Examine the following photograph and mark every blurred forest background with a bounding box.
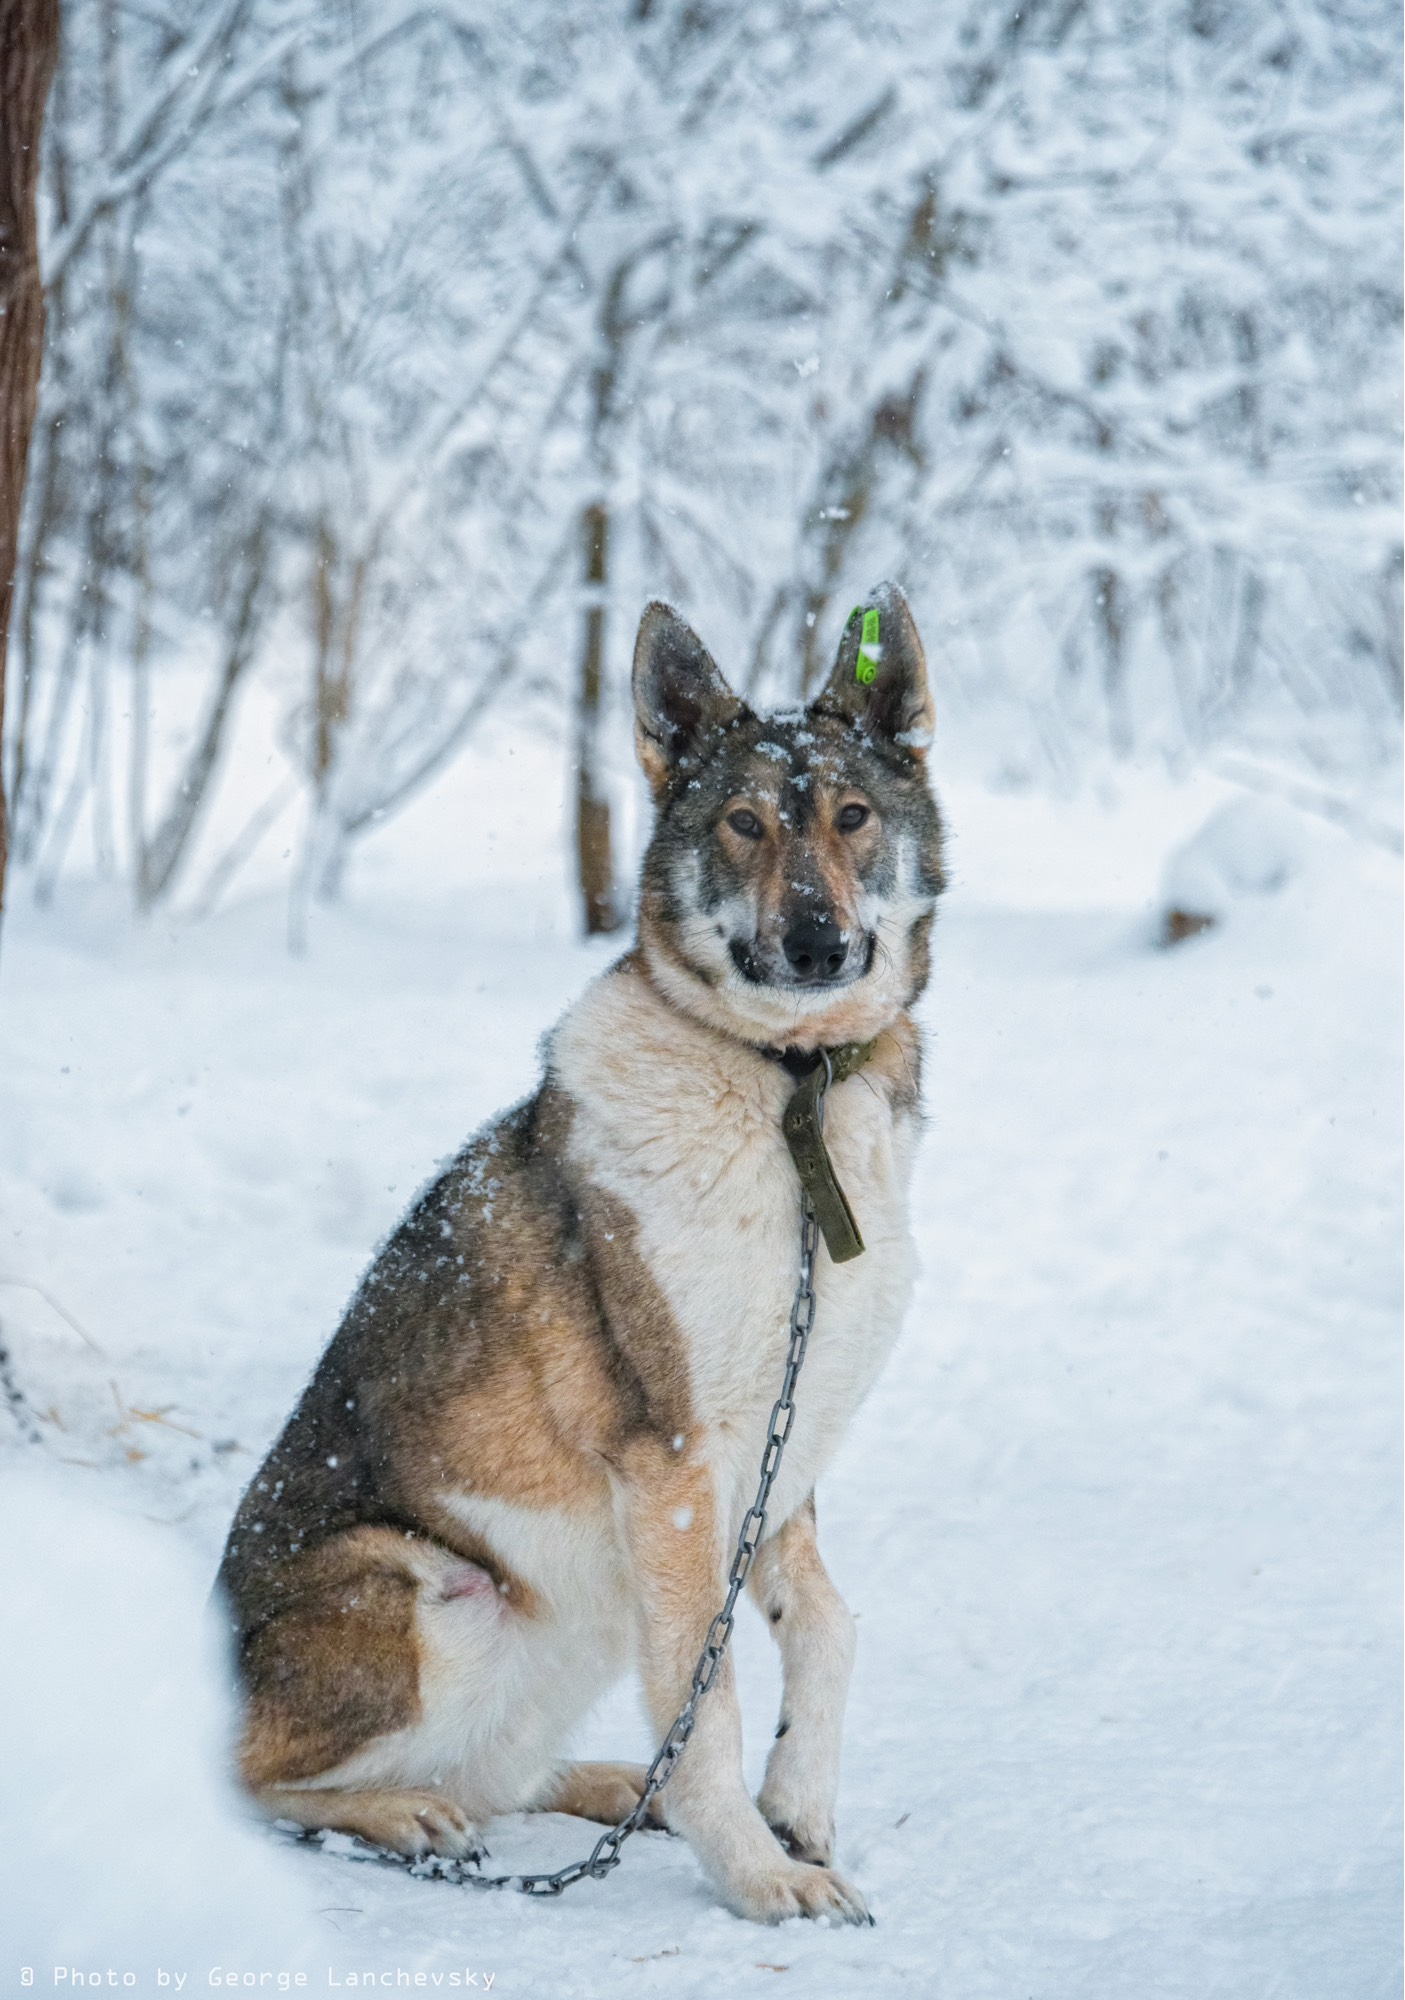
[5,0,1401,935]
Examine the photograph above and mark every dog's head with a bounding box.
[633,583,946,1050]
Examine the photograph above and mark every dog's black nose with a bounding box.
[782,918,849,982]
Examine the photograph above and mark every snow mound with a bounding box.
[1159,798,1310,939]
[0,1461,317,1970]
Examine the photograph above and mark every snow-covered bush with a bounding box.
[1158,794,1309,940]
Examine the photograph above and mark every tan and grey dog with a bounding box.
[218,582,946,1925]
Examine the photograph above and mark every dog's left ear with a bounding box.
[633,601,747,796]
[811,582,934,757]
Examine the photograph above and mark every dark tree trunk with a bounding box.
[575,499,619,936]
[0,0,58,924]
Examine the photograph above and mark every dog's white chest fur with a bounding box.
[553,963,920,1533]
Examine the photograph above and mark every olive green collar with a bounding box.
[761,1037,878,1084]
[764,1037,879,1266]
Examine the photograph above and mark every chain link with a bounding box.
[364,1055,833,1899]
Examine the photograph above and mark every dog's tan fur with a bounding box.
[218,585,944,1924]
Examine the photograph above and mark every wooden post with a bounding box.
[575,499,619,936]
[0,0,59,922]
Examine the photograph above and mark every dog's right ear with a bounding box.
[632,602,746,797]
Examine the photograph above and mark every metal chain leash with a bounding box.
[362,1054,834,1898]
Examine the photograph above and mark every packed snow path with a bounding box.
[1,757,1399,1997]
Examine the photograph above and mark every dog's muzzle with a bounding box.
[729,928,874,989]
[782,916,848,982]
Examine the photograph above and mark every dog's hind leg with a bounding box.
[232,1529,520,1858]
[747,1494,857,1868]
[254,1785,485,1860]
[533,1762,668,1828]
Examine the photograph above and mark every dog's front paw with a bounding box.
[724,1854,871,1927]
[757,1768,837,1867]
[757,1797,836,1868]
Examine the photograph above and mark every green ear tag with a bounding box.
[855,607,880,685]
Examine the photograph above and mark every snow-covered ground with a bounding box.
[0,732,1399,1998]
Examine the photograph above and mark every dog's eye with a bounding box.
[726,809,764,840]
[836,803,870,832]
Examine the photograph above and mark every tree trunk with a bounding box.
[575,499,619,936]
[0,0,59,924]
[136,517,267,908]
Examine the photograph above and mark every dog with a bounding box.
[217,581,946,1925]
